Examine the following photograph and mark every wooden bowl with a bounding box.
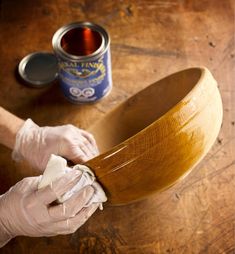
[85,67,223,205]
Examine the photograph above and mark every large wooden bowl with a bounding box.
[85,67,223,205]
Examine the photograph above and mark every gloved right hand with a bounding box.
[0,170,99,248]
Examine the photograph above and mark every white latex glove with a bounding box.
[0,170,99,248]
[12,119,99,171]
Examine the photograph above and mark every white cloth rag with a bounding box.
[38,154,107,210]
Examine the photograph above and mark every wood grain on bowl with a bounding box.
[86,67,223,205]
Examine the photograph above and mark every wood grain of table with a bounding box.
[0,0,234,253]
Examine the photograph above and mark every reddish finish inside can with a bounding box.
[61,27,103,56]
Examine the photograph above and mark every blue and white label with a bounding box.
[58,50,112,103]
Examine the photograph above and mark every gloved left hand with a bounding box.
[12,119,99,171]
[0,170,99,247]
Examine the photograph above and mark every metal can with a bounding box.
[52,22,112,103]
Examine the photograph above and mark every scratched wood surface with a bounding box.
[0,0,234,253]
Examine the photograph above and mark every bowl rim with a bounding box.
[90,66,216,151]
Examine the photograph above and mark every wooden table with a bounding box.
[0,0,234,253]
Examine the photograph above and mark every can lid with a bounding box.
[18,52,58,87]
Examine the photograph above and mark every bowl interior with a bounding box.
[89,68,202,153]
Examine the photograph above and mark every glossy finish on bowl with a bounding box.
[86,67,223,205]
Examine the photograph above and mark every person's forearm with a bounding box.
[0,107,24,149]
